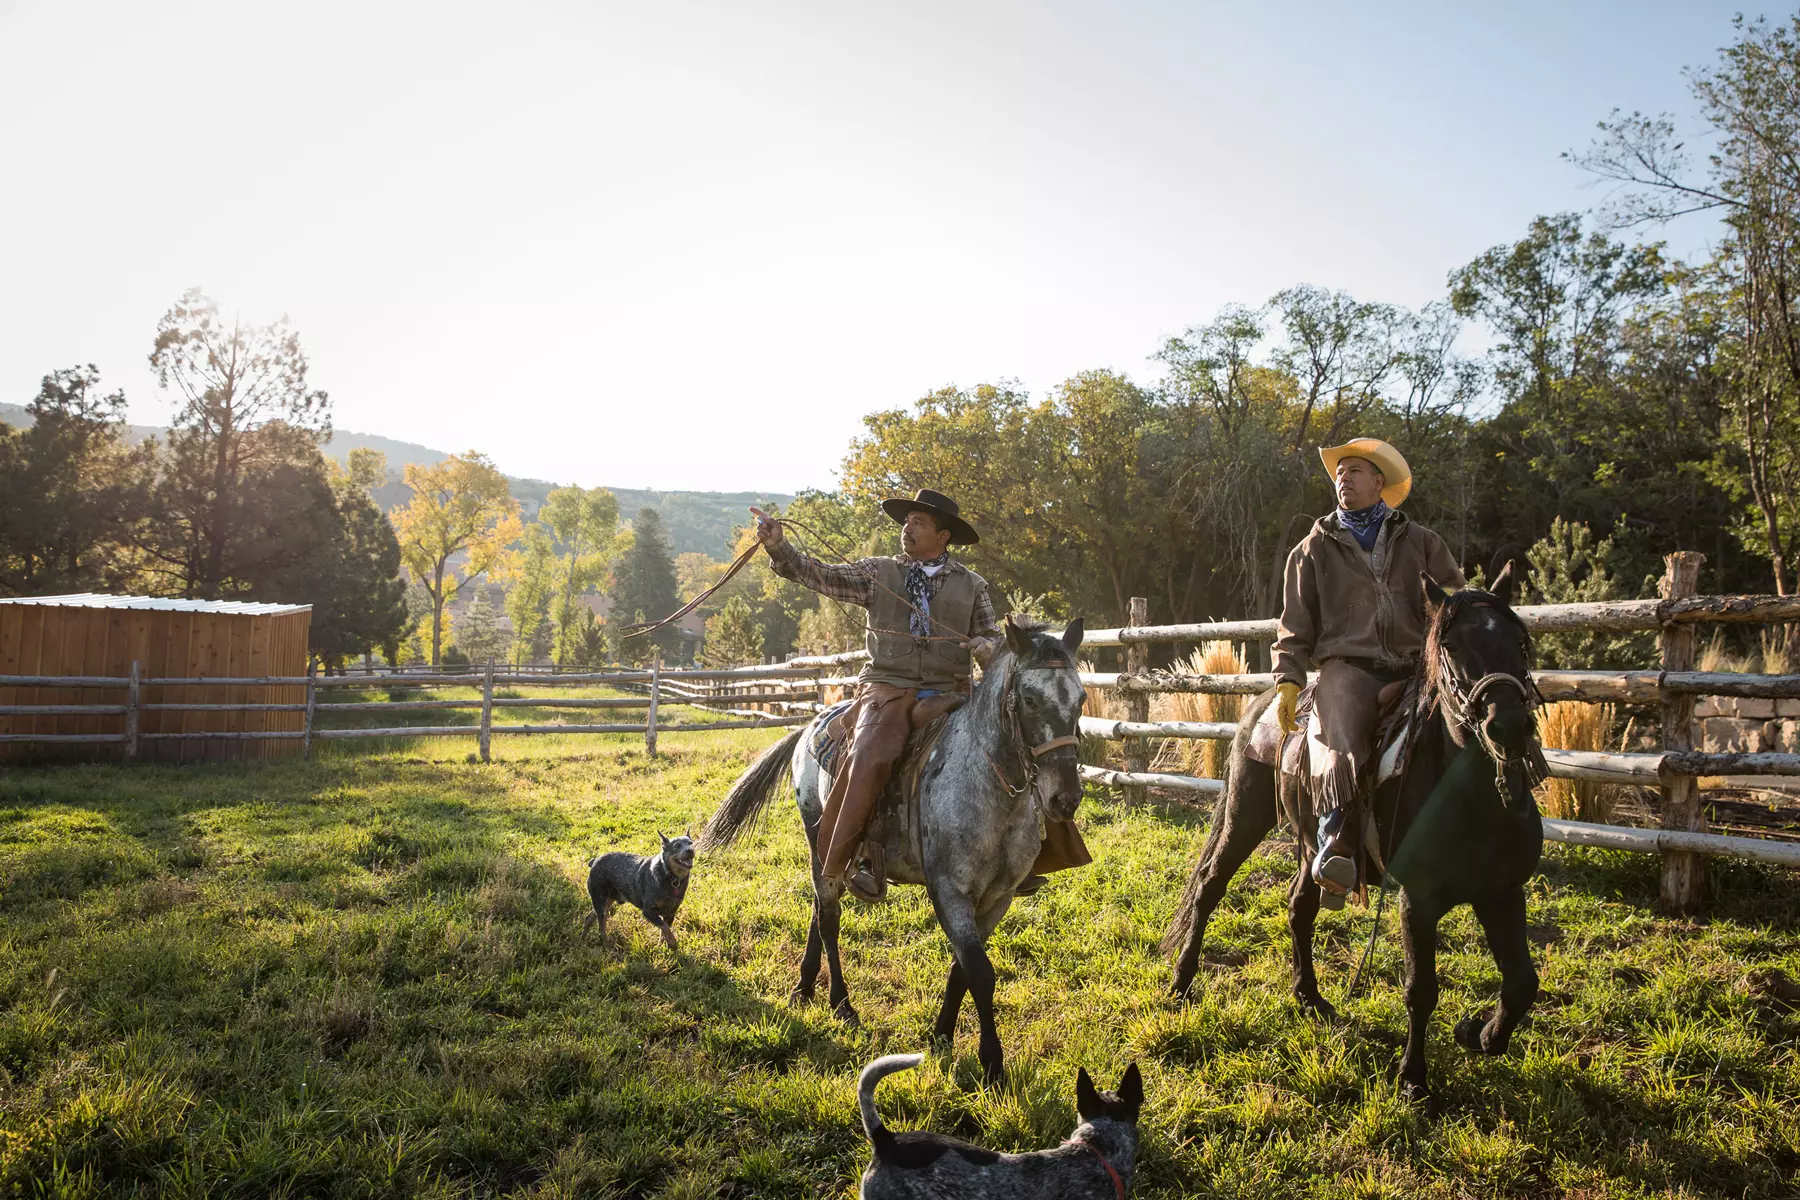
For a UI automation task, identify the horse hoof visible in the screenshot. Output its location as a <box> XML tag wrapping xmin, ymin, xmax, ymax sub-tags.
<box><xmin>1296</xmin><ymin>993</ymin><xmax>1338</xmax><ymax>1022</ymax></box>
<box><xmin>833</xmin><ymin>999</ymin><xmax>860</xmax><ymax>1027</ymax></box>
<box><xmin>787</xmin><ymin>987</ymin><xmax>815</xmax><ymax>1009</ymax></box>
<box><xmin>1401</xmin><ymin>1079</ymin><xmax>1431</xmax><ymax>1106</ymax></box>
<box><xmin>1454</xmin><ymin>1016</ymin><xmax>1486</xmax><ymax>1052</ymax></box>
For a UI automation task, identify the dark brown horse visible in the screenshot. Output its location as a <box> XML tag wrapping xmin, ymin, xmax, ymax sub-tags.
<box><xmin>1162</xmin><ymin>565</ymin><xmax>1546</xmax><ymax>1101</ymax></box>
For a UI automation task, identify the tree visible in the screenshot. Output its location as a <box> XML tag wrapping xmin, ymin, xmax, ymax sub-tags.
<box><xmin>1524</xmin><ymin>517</ymin><xmax>1655</xmax><ymax>668</ymax></box>
<box><xmin>1571</xmin><ymin>17</ymin><xmax>1800</xmax><ymax>592</ymax></box>
<box><xmin>703</xmin><ymin>596</ymin><xmax>765</xmax><ymax>666</ymax></box>
<box><xmin>539</xmin><ymin>485</ymin><xmax>619</xmax><ymax>666</ymax></box>
<box><xmin>0</xmin><ymin>366</ymin><xmax>154</xmax><ymax>595</ymax></box>
<box><xmin>391</xmin><ymin>452</ymin><xmax>522</xmax><ymax>664</ymax></box>
<box><xmin>453</xmin><ymin>588</ymin><xmax>506</xmax><ymax>665</ymax></box>
<box><xmin>611</xmin><ymin>508</ymin><xmax>683</xmax><ymax>662</ymax></box>
<box><xmin>502</xmin><ymin>523</ymin><xmax>555</xmax><ymax>664</ymax></box>
<box><xmin>298</xmin><ymin>456</ymin><xmax>410</xmax><ymax>669</ymax></box>
<box><xmin>144</xmin><ymin>289</ymin><xmax>333</xmax><ymax>598</ymax></box>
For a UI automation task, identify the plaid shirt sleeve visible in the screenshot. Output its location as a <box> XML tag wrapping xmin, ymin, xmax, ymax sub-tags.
<box><xmin>967</xmin><ymin>576</ymin><xmax>998</xmax><ymax>641</ymax></box>
<box><xmin>764</xmin><ymin>536</ymin><xmax>877</xmax><ymax>608</ymax></box>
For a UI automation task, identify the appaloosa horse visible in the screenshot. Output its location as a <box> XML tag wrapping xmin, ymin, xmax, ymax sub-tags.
<box><xmin>1163</xmin><ymin>565</ymin><xmax>1546</xmax><ymax>1101</ymax></box>
<box><xmin>700</xmin><ymin>616</ymin><xmax>1087</xmax><ymax>1084</ymax></box>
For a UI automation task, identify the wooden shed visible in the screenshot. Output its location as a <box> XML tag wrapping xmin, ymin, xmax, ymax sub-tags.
<box><xmin>0</xmin><ymin>594</ymin><xmax>311</xmax><ymax>763</ymax></box>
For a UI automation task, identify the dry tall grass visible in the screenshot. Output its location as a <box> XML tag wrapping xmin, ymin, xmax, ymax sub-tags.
<box><xmin>1151</xmin><ymin>641</ymin><xmax>1247</xmax><ymax>778</ymax></box>
<box><xmin>1536</xmin><ymin>700</ymin><xmax>1622</xmax><ymax>823</ymax></box>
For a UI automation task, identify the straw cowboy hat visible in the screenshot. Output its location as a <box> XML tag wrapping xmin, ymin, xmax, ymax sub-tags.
<box><xmin>1319</xmin><ymin>438</ymin><xmax>1412</xmax><ymax>508</ymax></box>
<box><xmin>881</xmin><ymin>488</ymin><xmax>979</xmax><ymax>545</ymax></box>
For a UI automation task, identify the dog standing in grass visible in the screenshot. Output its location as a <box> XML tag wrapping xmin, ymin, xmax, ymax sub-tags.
<box><xmin>584</xmin><ymin>832</ymin><xmax>694</xmax><ymax>950</ymax></box>
<box><xmin>857</xmin><ymin>1053</ymin><xmax>1143</xmax><ymax>1198</ymax></box>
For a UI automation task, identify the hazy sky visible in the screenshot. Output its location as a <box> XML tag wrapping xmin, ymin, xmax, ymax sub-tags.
<box><xmin>0</xmin><ymin>0</ymin><xmax>1754</xmax><ymax>492</ymax></box>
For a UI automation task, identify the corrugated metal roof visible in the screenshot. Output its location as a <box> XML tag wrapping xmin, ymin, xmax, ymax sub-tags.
<box><xmin>0</xmin><ymin>593</ymin><xmax>311</xmax><ymax>615</ymax></box>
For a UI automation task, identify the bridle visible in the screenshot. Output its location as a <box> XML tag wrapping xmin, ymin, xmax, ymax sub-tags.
<box><xmin>1428</xmin><ymin>604</ymin><xmax>1547</xmax><ymax>804</ymax></box>
<box><xmin>984</xmin><ymin>660</ymin><xmax>1081</xmax><ymax>802</ymax></box>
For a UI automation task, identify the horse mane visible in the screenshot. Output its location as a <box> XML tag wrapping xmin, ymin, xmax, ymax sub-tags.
<box><xmin>1423</xmin><ymin>586</ymin><xmax>1532</xmax><ymax>694</ymax></box>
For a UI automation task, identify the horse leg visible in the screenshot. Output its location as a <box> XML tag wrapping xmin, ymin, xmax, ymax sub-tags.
<box><xmin>935</xmin><ymin>892</ymin><xmax>1006</xmax><ymax>1083</ymax></box>
<box><xmin>1287</xmin><ymin>863</ymin><xmax>1336</xmax><ymax>1019</ymax></box>
<box><xmin>1456</xmin><ymin>888</ymin><xmax>1538</xmax><ymax>1056</ymax></box>
<box><xmin>1169</xmin><ymin>760</ymin><xmax>1279</xmax><ymax>998</ymax></box>
<box><xmin>793</xmin><ymin>822</ymin><xmax>826</xmax><ymax>1006</ymax></box>
<box><xmin>931</xmin><ymin>961</ymin><xmax>968</xmax><ymax>1048</ymax></box>
<box><xmin>817</xmin><ymin>886</ymin><xmax>857</xmax><ymax>1025</ymax></box>
<box><xmin>1398</xmin><ymin>893</ymin><xmax>1443</xmax><ymax>1103</ymax></box>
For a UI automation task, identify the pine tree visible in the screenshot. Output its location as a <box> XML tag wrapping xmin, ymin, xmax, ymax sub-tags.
<box><xmin>1525</xmin><ymin>517</ymin><xmax>1655</xmax><ymax>668</ymax></box>
<box><xmin>454</xmin><ymin>590</ymin><xmax>506</xmax><ymax>665</ymax></box>
<box><xmin>611</xmin><ymin>508</ymin><xmax>683</xmax><ymax>661</ymax></box>
<box><xmin>704</xmin><ymin>596</ymin><xmax>765</xmax><ymax>667</ymax></box>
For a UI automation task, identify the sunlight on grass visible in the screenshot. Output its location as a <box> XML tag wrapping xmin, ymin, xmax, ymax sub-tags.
<box><xmin>0</xmin><ymin>732</ymin><xmax>1796</xmax><ymax>1196</ymax></box>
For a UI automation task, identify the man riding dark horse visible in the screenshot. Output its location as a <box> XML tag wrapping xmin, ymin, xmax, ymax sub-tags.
<box><xmin>752</xmin><ymin>490</ymin><xmax>1091</xmax><ymax>903</ymax></box>
<box><xmin>1273</xmin><ymin>439</ymin><xmax>1464</xmax><ymax>905</ymax></box>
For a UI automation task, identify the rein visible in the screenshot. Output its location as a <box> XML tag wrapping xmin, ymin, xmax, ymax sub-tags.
<box><xmin>980</xmin><ymin>660</ymin><xmax>1080</xmax><ymax>801</ymax></box>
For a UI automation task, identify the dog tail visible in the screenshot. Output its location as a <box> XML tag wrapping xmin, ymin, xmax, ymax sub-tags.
<box><xmin>698</xmin><ymin>727</ymin><xmax>803</xmax><ymax>850</ymax></box>
<box><xmin>858</xmin><ymin>1053</ymin><xmax>923</xmax><ymax>1148</ymax></box>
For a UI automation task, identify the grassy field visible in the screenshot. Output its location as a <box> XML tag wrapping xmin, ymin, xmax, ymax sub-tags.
<box><xmin>1</xmin><ymin>728</ymin><xmax>1797</xmax><ymax>1198</ymax></box>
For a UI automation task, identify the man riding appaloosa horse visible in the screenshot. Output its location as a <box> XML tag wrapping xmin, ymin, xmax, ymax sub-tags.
<box><xmin>1275</xmin><ymin>439</ymin><xmax>1463</xmax><ymax>905</ymax></box>
<box><xmin>751</xmin><ymin>489</ymin><xmax>1091</xmax><ymax>903</ymax></box>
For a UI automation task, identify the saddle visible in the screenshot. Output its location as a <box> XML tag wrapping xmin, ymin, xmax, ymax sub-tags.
<box><xmin>1244</xmin><ymin>676</ymin><xmax>1418</xmax><ymax>788</ymax></box>
<box><xmin>812</xmin><ymin>693</ymin><xmax>963</xmax><ymax>890</ymax></box>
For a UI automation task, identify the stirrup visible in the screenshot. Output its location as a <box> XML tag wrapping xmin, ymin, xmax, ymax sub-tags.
<box><xmin>846</xmin><ymin>865</ymin><xmax>886</xmax><ymax>904</ymax></box>
<box><xmin>1312</xmin><ymin>809</ymin><xmax>1357</xmax><ymax>905</ymax></box>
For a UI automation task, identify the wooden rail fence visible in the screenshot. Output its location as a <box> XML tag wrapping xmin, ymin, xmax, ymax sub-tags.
<box><xmin>5</xmin><ymin>553</ymin><xmax>1799</xmax><ymax>905</ymax></box>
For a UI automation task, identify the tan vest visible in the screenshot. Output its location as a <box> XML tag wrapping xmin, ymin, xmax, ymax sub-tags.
<box><xmin>861</xmin><ymin>558</ymin><xmax>982</xmax><ymax>690</ymax></box>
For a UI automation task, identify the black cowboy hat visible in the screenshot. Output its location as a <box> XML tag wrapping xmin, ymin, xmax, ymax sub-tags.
<box><xmin>880</xmin><ymin>488</ymin><xmax>979</xmax><ymax>546</ymax></box>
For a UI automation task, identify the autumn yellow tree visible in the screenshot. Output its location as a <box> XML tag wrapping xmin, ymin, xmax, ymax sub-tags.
<box><xmin>391</xmin><ymin>452</ymin><xmax>522</xmax><ymax>665</ymax></box>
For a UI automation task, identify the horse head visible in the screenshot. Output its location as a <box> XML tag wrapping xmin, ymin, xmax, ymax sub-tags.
<box><xmin>1001</xmin><ymin>614</ymin><xmax>1087</xmax><ymax>822</ymax></box>
<box><xmin>1421</xmin><ymin>562</ymin><xmax>1545</xmax><ymax>808</ymax></box>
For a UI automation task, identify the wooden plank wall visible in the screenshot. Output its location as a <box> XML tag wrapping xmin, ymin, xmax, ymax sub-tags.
<box><xmin>0</xmin><ymin>604</ymin><xmax>311</xmax><ymax>763</ymax></box>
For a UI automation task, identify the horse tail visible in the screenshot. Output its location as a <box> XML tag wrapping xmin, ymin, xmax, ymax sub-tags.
<box><xmin>698</xmin><ymin>727</ymin><xmax>804</xmax><ymax>850</ymax></box>
<box><xmin>1160</xmin><ymin>686</ymin><xmax>1279</xmax><ymax>958</ymax></box>
<box><xmin>858</xmin><ymin>1053</ymin><xmax>923</xmax><ymax>1152</ymax></box>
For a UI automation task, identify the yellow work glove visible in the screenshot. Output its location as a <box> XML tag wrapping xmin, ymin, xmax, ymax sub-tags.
<box><xmin>1276</xmin><ymin>681</ymin><xmax>1301</xmax><ymax>734</ymax></box>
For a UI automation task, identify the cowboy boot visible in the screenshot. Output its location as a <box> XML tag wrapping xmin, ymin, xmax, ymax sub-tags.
<box><xmin>1312</xmin><ymin>808</ymin><xmax>1356</xmax><ymax>909</ymax></box>
<box><xmin>847</xmin><ymin>839</ymin><xmax>887</xmax><ymax>904</ymax></box>
<box><xmin>1014</xmin><ymin>874</ymin><xmax>1049</xmax><ymax>896</ymax></box>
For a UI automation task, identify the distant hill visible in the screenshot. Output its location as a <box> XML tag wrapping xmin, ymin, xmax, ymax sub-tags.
<box><xmin>0</xmin><ymin>404</ymin><xmax>790</xmax><ymax>559</ymax></box>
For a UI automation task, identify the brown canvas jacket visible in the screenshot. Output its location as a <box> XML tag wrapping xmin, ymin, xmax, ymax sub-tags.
<box><xmin>1272</xmin><ymin>508</ymin><xmax>1465</xmax><ymax>686</ymax></box>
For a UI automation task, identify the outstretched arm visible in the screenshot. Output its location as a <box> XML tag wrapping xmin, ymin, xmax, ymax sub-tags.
<box><xmin>752</xmin><ymin>506</ymin><xmax>876</xmax><ymax>608</ymax></box>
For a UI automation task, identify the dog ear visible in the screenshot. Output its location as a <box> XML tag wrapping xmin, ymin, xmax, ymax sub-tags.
<box><xmin>1061</xmin><ymin>617</ymin><xmax>1085</xmax><ymax>654</ymax></box>
<box><xmin>1490</xmin><ymin>560</ymin><xmax>1517</xmax><ymax>606</ymax></box>
<box><xmin>1117</xmin><ymin>1062</ymin><xmax>1144</xmax><ymax>1111</ymax></box>
<box><xmin>1075</xmin><ymin>1066</ymin><xmax>1101</xmax><ymax>1121</ymax></box>
<box><xmin>1005</xmin><ymin>614</ymin><xmax>1032</xmax><ymax>658</ymax></box>
<box><xmin>659</xmin><ymin>831</ymin><xmax>670</xmax><ymax>847</ymax></box>
<box><xmin>1420</xmin><ymin>572</ymin><xmax>1449</xmax><ymax>616</ymax></box>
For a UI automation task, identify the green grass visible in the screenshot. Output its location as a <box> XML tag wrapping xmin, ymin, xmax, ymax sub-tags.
<box><xmin>1</xmin><ymin>730</ymin><xmax>1796</xmax><ymax>1198</ymax></box>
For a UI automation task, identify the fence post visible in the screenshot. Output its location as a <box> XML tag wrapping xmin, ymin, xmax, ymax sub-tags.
<box><xmin>479</xmin><ymin>660</ymin><xmax>494</xmax><ymax>763</ymax></box>
<box><xmin>1124</xmin><ymin>597</ymin><xmax>1149</xmax><ymax>803</ymax></box>
<box><xmin>1658</xmin><ymin>550</ymin><xmax>1707</xmax><ymax>913</ymax></box>
<box><xmin>646</xmin><ymin>651</ymin><xmax>662</xmax><ymax>758</ymax></box>
<box><xmin>302</xmin><ymin>663</ymin><xmax>317</xmax><ymax>760</ymax></box>
<box><xmin>123</xmin><ymin>659</ymin><xmax>140</xmax><ymax>763</ymax></box>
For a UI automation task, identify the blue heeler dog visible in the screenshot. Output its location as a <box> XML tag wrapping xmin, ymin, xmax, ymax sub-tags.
<box><xmin>583</xmin><ymin>832</ymin><xmax>694</xmax><ymax>950</ymax></box>
<box><xmin>857</xmin><ymin>1053</ymin><xmax>1143</xmax><ymax>1199</ymax></box>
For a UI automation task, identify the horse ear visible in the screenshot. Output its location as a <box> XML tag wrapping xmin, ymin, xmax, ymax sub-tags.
<box><xmin>1061</xmin><ymin>617</ymin><xmax>1085</xmax><ymax>653</ymax></box>
<box><xmin>1005</xmin><ymin>614</ymin><xmax>1032</xmax><ymax>657</ymax></box>
<box><xmin>1118</xmin><ymin>1062</ymin><xmax>1144</xmax><ymax>1109</ymax></box>
<box><xmin>1420</xmin><ymin>572</ymin><xmax>1449</xmax><ymax>615</ymax></box>
<box><xmin>1490</xmin><ymin>560</ymin><xmax>1517</xmax><ymax>606</ymax></box>
<box><xmin>1075</xmin><ymin>1066</ymin><xmax>1101</xmax><ymax>1120</ymax></box>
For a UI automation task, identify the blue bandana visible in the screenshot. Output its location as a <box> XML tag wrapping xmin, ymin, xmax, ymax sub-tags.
<box><xmin>1338</xmin><ymin>500</ymin><xmax>1389</xmax><ymax>552</ymax></box>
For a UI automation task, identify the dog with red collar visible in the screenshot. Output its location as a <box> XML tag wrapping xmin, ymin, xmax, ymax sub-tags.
<box><xmin>856</xmin><ymin>1053</ymin><xmax>1143</xmax><ymax>1199</ymax></box>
